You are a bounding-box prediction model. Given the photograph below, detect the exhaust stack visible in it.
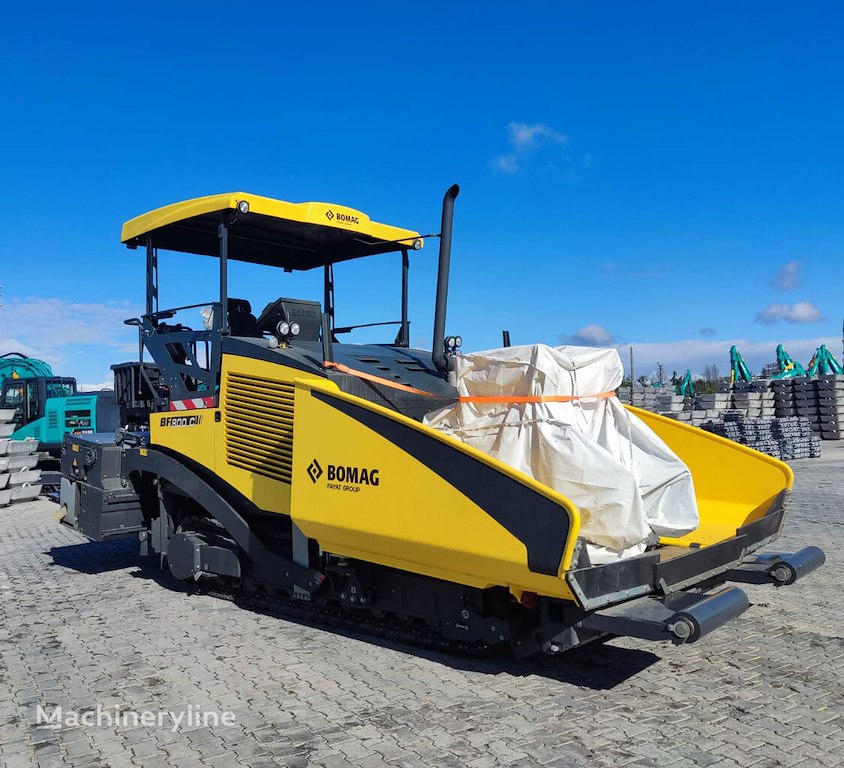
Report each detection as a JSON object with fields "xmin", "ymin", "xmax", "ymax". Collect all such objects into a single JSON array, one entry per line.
[{"xmin": 432, "ymin": 184, "xmax": 459, "ymax": 371}]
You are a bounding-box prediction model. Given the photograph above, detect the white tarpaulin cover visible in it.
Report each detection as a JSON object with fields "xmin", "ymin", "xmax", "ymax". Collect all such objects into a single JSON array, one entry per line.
[{"xmin": 423, "ymin": 344, "xmax": 699, "ymax": 564}]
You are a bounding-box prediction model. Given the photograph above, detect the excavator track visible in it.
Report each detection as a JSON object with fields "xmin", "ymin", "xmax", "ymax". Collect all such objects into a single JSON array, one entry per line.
[{"xmin": 194, "ymin": 577, "xmax": 499, "ymax": 658}]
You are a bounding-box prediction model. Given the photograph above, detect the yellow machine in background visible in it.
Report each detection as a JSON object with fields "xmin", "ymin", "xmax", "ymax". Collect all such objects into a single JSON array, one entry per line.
[{"xmin": 59, "ymin": 186, "xmax": 823, "ymax": 656}]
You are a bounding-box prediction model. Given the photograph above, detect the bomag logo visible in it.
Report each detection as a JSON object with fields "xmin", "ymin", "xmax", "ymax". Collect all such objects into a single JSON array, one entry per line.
[
  {"xmin": 307, "ymin": 459, "xmax": 323, "ymax": 483},
  {"xmin": 324, "ymin": 209, "xmax": 359, "ymax": 225},
  {"xmin": 160, "ymin": 415, "xmax": 202, "ymax": 427},
  {"xmin": 308, "ymin": 458, "xmax": 380, "ymax": 492}
]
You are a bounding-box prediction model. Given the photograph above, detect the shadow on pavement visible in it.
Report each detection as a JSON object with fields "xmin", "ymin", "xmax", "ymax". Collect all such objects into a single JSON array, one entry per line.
[
  {"xmin": 48, "ymin": 537, "xmax": 147, "ymax": 575},
  {"xmin": 48, "ymin": 537, "xmax": 661, "ymax": 689}
]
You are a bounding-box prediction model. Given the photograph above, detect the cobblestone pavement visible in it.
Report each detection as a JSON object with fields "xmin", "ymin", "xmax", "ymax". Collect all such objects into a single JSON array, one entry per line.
[{"xmin": 1, "ymin": 444, "xmax": 842, "ymax": 768}]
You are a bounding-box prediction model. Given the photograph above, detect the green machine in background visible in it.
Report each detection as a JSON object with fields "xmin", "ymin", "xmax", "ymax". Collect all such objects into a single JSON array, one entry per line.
[
  {"xmin": 772, "ymin": 344, "xmax": 806, "ymax": 379},
  {"xmin": 0, "ymin": 352, "xmax": 119, "ymax": 456},
  {"xmin": 729, "ymin": 345, "xmax": 752, "ymax": 384},
  {"xmin": 674, "ymin": 368, "xmax": 695, "ymax": 397},
  {"xmin": 806, "ymin": 344, "xmax": 843, "ymax": 377}
]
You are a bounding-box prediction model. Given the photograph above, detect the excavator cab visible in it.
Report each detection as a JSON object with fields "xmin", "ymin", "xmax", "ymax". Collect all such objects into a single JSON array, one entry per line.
[{"xmin": 1, "ymin": 377, "xmax": 76, "ymax": 430}]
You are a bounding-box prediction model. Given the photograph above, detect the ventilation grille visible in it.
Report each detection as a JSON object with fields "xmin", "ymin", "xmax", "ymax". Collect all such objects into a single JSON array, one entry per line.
[
  {"xmin": 48, "ymin": 412, "xmax": 58, "ymax": 430},
  {"xmin": 224, "ymin": 372, "xmax": 294, "ymax": 483}
]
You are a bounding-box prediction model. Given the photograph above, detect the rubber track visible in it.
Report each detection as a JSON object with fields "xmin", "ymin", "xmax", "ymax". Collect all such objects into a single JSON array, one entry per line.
[{"xmin": 195, "ymin": 579, "xmax": 498, "ymax": 657}]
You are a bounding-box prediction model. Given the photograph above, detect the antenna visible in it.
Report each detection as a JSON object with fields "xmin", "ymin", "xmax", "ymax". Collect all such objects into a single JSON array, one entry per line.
[{"xmin": 630, "ymin": 345, "xmax": 634, "ymax": 386}]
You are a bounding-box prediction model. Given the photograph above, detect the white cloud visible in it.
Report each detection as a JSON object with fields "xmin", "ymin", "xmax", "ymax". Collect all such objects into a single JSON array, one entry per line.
[
  {"xmin": 508, "ymin": 122, "xmax": 568, "ymax": 150},
  {"xmin": 563, "ymin": 323, "xmax": 615, "ymax": 345},
  {"xmin": 492, "ymin": 153, "xmax": 520, "ymax": 174},
  {"xmin": 769, "ymin": 261, "xmax": 801, "ymax": 291},
  {"xmin": 0, "ymin": 337, "xmax": 44, "ymax": 361},
  {"xmin": 755, "ymin": 301, "xmax": 824, "ymax": 325},
  {"xmin": 0, "ymin": 297, "xmax": 141, "ymax": 380},
  {"xmin": 78, "ymin": 379, "xmax": 115, "ymax": 392},
  {"xmin": 492, "ymin": 121, "xmax": 571, "ymax": 174}
]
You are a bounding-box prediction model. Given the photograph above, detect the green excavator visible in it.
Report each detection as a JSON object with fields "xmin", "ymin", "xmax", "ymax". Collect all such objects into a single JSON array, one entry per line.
[
  {"xmin": 806, "ymin": 344, "xmax": 843, "ymax": 377},
  {"xmin": 729, "ymin": 346, "xmax": 752, "ymax": 384},
  {"xmin": 674, "ymin": 368, "xmax": 695, "ymax": 397},
  {"xmin": 0, "ymin": 352, "xmax": 118, "ymax": 455},
  {"xmin": 772, "ymin": 345, "xmax": 806, "ymax": 379}
]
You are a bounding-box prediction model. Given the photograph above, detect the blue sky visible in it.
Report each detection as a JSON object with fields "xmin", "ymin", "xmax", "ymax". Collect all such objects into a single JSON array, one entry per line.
[{"xmin": 1, "ymin": 1, "xmax": 842, "ymax": 386}]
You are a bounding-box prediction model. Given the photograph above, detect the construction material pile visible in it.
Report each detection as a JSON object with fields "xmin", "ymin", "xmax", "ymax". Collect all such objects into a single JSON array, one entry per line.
[
  {"xmin": 619, "ymin": 380, "xmax": 823, "ymax": 459},
  {"xmin": 425, "ymin": 345, "xmax": 699, "ymax": 564},
  {"xmin": 624, "ymin": 386, "xmax": 658, "ymax": 411},
  {"xmin": 775, "ymin": 375, "xmax": 844, "ymax": 440},
  {"xmin": 0, "ymin": 409, "xmax": 42, "ymax": 506},
  {"xmin": 731, "ymin": 381, "xmax": 776, "ymax": 416},
  {"xmin": 700, "ymin": 414, "xmax": 821, "ymax": 460},
  {"xmin": 817, "ymin": 375, "xmax": 844, "ymax": 439}
]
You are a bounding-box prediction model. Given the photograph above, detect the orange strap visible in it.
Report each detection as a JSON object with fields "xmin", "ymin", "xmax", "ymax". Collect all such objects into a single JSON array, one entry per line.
[
  {"xmin": 459, "ymin": 391, "xmax": 617, "ymax": 404},
  {"xmin": 323, "ymin": 361, "xmax": 438, "ymax": 397},
  {"xmin": 324, "ymin": 360, "xmax": 617, "ymax": 404}
]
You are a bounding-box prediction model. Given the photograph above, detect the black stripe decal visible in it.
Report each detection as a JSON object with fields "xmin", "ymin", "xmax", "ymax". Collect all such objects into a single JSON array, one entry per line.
[{"xmin": 313, "ymin": 391, "xmax": 570, "ymax": 576}]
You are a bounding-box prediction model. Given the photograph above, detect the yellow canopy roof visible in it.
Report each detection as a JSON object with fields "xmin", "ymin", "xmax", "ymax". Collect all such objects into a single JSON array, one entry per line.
[{"xmin": 121, "ymin": 192, "xmax": 422, "ymax": 270}]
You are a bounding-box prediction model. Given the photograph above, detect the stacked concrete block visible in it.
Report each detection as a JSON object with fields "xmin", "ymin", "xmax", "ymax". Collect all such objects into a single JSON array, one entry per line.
[
  {"xmin": 617, "ymin": 377, "xmax": 825, "ymax": 454},
  {"xmin": 694, "ymin": 392, "xmax": 732, "ymax": 410},
  {"xmin": 655, "ymin": 392, "xmax": 686, "ymax": 412},
  {"xmin": 694, "ymin": 392, "xmax": 731, "ymax": 421},
  {"xmin": 816, "ymin": 374, "xmax": 844, "ymax": 440},
  {"xmin": 630, "ymin": 386, "xmax": 658, "ymax": 410},
  {"xmin": 792, "ymin": 377, "xmax": 821, "ymax": 435},
  {"xmin": 761, "ymin": 387, "xmax": 775, "ymax": 416},
  {"xmin": 701, "ymin": 413, "xmax": 821, "ymax": 460},
  {"xmin": 617, "ymin": 386, "xmax": 661, "ymax": 410},
  {"xmin": 655, "ymin": 392, "xmax": 696, "ymax": 423},
  {"xmin": 772, "ymin": 416, "xmax": 825, "ymax": 458},
  {"xmin": 731, "ymin": 380, "xmax": 774, "ymax": 417},
  {"xmin": 0, "ymin": 429, "xmax": 42, "ymax": 506},
  {"xmin": 771, "ymin": 378, "xmax": 798, "ymax": 417}
]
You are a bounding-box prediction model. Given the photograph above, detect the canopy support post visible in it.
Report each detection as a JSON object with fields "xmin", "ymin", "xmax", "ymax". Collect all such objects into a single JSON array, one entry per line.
[
  {"xmin": 399, "ymin": 249, "xmax": 409, "ymax": 347},
  {"xmin": 218, "ymin": 221, "xmax": 229, "ymax": 334},
  {"xmin": 145, "ymin": 241, "xmax": 158, "ymax": 317},
  {"xmin": 323, "ymin": 264, "xmax": 335, "ymax": 333}
]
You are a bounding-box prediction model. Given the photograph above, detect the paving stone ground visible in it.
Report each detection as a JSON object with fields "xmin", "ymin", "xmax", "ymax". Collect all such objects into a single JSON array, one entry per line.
[{"xmin": 1, "ymin": 443, "xmax": 842, "ymax": 768}]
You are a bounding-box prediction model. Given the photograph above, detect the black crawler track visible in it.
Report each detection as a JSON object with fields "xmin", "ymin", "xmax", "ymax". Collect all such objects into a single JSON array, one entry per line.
[{"xmin": 195, "ymin": 578, "xmax": 499, "ymax": 657}]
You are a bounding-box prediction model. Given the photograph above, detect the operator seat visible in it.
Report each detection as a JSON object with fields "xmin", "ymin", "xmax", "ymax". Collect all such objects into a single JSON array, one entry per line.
[
  {"xmin": 227, "ymin": 299, "xmax": 260, "ymax": 337},
  {"xmin": 256, "ymin": 298, "xmax": 322, "ymax": 341}
]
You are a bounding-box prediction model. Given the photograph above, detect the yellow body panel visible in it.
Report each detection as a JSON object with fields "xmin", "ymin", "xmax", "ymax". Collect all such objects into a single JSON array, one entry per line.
[
  {"xmin": 630, "ymin": 406, "xmax": 794, "ymax": 546},
  {"xmin": 150, "ymin": 350, "xmax": 793, "ymax": 604},
  {"xmin": 150, "ymin": 353, "xmax": 323, "ymax": 515},
  {"xmin": 290, "ymin": 378, "xmax": 582, "ymax": 601},
  {"xmin": 121, "ymin": 192, "xmax": 421, "ymax": 248},
  {"xmin": 150, "ymin": 409, "xmax": 218, "ymax": 467},
  {"xmin": 150, "ymin": 408, "xmax": 290, "ymax": 514}
]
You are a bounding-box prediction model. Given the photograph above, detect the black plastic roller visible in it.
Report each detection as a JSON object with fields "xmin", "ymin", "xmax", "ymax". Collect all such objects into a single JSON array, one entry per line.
[
  {"xmin": 769, "ymin": 546, "xmax": 826, "ymax": 586},
  {"xmin": 666, "ymin": 587, "xmax": 750, "ymax": 643}
]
